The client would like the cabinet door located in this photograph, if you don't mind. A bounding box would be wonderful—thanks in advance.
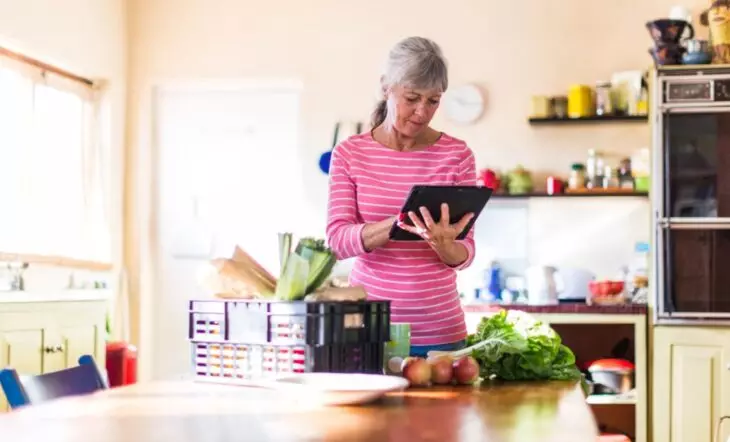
[654,327,730,442]
[58,324,101,370]
[44,307,106,373]
[0,313,46,412]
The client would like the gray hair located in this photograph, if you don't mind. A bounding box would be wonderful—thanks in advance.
[371,36,449,129]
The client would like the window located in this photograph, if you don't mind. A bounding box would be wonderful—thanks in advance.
[0,52,110,264]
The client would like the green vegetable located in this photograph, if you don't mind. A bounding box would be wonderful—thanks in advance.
[278,232,292,272]
[274,236,337,301]
[465,309,582,381]
[274,253,310,301]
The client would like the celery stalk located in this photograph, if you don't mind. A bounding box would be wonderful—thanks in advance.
[274,253,310,301]
[278,232,292,274]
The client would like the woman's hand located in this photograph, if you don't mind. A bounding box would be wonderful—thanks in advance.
[396,203,474,266]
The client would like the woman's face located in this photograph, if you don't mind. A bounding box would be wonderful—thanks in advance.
[387,85,442,137]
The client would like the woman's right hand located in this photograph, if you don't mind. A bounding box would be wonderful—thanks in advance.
[361,216,398,252]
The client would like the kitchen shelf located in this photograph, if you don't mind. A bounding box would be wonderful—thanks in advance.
[528,115,648,125]
[491,191,649,199]
[587,394,637,406]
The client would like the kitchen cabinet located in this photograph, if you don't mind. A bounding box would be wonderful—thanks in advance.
[0,292,109,412]
[464,305,647,442]
[653,326,730,442]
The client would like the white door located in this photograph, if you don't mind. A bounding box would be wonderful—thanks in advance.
[152,83,302,380]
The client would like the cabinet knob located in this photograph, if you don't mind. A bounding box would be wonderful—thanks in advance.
[43,345,64,353]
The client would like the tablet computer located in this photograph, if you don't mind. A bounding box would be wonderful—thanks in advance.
[388,185,493,241]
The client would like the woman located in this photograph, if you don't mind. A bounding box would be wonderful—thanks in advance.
[325,36,477,357]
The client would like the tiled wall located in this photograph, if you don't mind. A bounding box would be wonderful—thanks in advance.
[456,196,652,295]
[330,196,651,296]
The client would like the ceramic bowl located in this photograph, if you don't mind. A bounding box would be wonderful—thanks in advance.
[649,43,686,65]
[682,51,712,65]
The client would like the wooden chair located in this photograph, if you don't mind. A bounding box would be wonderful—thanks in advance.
[0,355,108,409]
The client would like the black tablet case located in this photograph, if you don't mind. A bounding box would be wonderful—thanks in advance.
[388,185,493,241]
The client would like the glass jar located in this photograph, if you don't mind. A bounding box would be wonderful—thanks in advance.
[551,96,568,119]
[569,163,586,190]
[383,323,411,374]
[602,166,619,189]
[595,81,613,116]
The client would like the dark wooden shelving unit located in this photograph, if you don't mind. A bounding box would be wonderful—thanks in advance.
[492,191,649,198]
[528,115,648,124]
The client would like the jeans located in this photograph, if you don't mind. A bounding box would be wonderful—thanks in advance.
[409,340,466,358]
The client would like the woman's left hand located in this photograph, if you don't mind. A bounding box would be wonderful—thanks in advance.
[397,203,474,252]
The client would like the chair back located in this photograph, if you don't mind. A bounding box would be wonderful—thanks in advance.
[0,355,107,409]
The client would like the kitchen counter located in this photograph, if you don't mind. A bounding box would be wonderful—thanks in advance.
[463,303,647,315]
[0,289,111,303]
[0,379,599,441]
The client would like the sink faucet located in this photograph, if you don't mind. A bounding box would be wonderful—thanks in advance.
[2,262,28,291]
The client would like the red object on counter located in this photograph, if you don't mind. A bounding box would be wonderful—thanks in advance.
[589,280,625,297]
[106,341,138,388]
[478,169,499,189]
[546,176,564,195]
[125,345,138,385]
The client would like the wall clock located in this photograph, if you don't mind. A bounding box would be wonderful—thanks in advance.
[443,84,485,125]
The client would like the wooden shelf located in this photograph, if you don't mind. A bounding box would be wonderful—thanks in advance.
[587,394,637,406]
[491,191,648,199]
[528,115,648,124]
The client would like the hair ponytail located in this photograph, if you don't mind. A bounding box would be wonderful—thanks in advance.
[370,99,387,129]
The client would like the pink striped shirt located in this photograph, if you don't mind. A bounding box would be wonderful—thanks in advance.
[325,132,477,346]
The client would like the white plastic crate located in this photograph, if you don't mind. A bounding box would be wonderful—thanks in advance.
[192,342,313,381]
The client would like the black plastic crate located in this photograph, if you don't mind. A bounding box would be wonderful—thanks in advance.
[188,299,391,346]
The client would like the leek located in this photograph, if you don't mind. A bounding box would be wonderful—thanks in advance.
[274,236,337,301]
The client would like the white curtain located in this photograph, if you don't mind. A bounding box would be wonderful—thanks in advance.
[0,55,111,264]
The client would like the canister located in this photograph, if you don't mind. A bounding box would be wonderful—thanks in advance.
[567,85,593,118]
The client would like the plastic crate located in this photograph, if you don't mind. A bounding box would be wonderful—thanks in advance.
[188,299,391,380]
[191,341,386,380]
[188,299,390,345]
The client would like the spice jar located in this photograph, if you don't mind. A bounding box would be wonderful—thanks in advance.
[595,81,613,116]
[569,163,586,190]
[551,96,568,119]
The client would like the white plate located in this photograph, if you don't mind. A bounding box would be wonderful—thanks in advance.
[269,372,409,406]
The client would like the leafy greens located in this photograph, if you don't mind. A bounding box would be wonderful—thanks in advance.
[465,309,582,381]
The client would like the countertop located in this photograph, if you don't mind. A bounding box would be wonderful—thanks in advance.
[463,302,647,315]
[0,289,111,303]
[0,379,599,442]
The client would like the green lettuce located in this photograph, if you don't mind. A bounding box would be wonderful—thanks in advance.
[465,309,582,381]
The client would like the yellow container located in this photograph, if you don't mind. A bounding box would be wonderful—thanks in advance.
[567,85,593,118]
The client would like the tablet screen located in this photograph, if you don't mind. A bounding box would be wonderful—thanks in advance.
[388,185,493,241]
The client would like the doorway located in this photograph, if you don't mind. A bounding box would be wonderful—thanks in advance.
[151,81,302,379]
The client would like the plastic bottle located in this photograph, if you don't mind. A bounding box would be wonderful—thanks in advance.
[485,261,502,302]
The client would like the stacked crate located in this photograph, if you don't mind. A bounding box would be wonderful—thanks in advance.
[188,299,390,382]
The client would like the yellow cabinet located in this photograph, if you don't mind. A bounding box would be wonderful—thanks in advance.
[0,297,108,412]
[653,326,730,442]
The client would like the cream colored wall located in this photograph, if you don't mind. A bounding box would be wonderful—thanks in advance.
[0,0,128,334]
[126,0,711,379]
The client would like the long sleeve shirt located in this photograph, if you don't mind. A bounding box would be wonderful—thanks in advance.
[325,132,477,346]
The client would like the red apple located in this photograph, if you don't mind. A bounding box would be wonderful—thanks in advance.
[452,356,480,385]
[401,357,431,387]
[428,356,454,385]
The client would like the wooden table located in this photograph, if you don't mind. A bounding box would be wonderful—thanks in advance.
[0,379,599,441]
